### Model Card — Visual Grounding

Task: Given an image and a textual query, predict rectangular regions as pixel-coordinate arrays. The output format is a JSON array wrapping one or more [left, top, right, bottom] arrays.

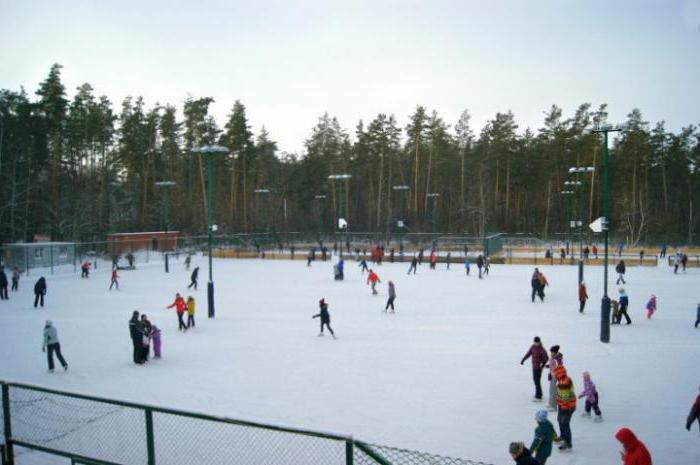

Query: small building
[[1, 241, 76, 272], [106, 231, 180, 255]]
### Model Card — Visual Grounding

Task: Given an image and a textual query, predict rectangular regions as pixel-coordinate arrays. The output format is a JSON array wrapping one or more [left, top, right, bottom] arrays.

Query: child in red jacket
[[615, 428, 651, 465]]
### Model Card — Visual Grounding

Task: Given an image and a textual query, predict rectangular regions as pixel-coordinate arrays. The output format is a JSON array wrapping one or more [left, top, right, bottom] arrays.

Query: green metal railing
[[0, 381, 492, 465]]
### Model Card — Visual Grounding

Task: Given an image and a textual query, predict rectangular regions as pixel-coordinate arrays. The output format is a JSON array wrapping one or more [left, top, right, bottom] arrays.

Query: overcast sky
[[1, 0, 699, 153]]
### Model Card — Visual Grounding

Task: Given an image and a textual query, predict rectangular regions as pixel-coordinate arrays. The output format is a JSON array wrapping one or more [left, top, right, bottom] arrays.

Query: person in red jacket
[[109, 269, 119, 290], [367, 269, 381, 295], [578, 281, 588, 313], [166, 293, 188, 331], [687, 386, 700, 434], [615, 428, 651, 465], [521, 336, 549, 401]]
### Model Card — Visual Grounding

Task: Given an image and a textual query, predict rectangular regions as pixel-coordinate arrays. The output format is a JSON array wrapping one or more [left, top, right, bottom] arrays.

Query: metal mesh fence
[[355, 442, 494, 465]]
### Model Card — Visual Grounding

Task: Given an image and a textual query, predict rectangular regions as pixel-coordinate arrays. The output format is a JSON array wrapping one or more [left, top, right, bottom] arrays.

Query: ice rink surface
[[0, 255, 698, 465]]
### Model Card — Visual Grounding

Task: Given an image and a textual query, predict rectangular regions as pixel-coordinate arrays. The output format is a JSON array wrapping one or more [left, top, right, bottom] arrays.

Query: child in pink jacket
[[578, 371, 603, 421], [646, 294, 657, 319]]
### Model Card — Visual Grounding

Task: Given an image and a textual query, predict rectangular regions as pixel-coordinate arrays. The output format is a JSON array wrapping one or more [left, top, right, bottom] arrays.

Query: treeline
[[0, 64, 698, 245]]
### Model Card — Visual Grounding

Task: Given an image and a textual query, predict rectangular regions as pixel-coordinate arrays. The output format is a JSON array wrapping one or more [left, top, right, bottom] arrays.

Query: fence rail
[[0, 381, 491, 465]]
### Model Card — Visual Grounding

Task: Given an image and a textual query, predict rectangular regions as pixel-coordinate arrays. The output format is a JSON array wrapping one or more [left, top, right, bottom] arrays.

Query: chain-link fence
[[0, 382, 493, 465]]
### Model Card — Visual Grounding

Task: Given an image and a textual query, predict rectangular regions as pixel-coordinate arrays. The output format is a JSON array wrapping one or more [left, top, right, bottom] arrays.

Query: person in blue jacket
[[530, 410, 555, 464], [618, 288, 631, 325]]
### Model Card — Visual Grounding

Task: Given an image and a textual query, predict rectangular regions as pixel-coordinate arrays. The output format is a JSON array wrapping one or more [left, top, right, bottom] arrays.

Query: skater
[[618, 288, 631, 325], [307, 250, 313, 267], [508, 442, 538, 465], [546, 345, 563, 412], [686, 386, 700, 433], [554, 365, 576, 451], [592, 244, 598, 259], [615, 428, 652, 465], [446, 252, 451, 269], [615, 260, 626, 284], [531, 269, 541, 303], [42, 320, 68, 372], [151, 324, 162, 359], [477, 254, 484, 279], [659, 243, 666, 258], [140, 314, 152, 361], [367, 269, 381, 295], [559, 248, 565, 264], [184, 254, 191, 270], [681, 252, 688, 273], [578, 371, 602, 421], [109, 269, 119, 290], [186, 296, 196, 328], [129, 311, 145, 364], [530, 410, 555, 465], [390, 248, 395, 263], [166, 293, 188, 331], [385, 280, 396, 312], [358, 259, 369, 274], [312, 298, 335, 338], [464, 256, 471, 275], [407, 255, 418, 275], [639, 249, 645, 264], [537, 271, 548, 302], [583, 246, 590, 261], [417, 248, 424, 265], [673, 253, 680, 274], [578, 281, 588, 313], [334, 259, 344, 280], [520, 336, 549, 401], [695, 303, 700, 329], [484, 256, 491, 275], [11, 267, 20, 291], [33, 277, 47, 308], [81, 260, 91, 278], [188, 266, 199, 290], [645, 294, 657, 319], [126, 252, 135, 268], [429, 250, 437, 270], [0, 267, 8, 300]]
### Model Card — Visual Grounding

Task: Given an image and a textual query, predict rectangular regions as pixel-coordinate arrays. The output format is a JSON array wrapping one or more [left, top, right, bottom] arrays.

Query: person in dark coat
[[615, 260, 627, 284], [385, 281, 396, 312], [477, 255, 484, 279], [312, 298, 335, 338], [11, 267, 20, 291], [521, 336, 549, 401], [42, 320, 68, 372], [407, 256, 418, 275], [0, 267, 8, 300], [33, 277, 47, 307], [687, 386, 700, 434], [188, 266, 199, 290], [530, 269, 541, 303], [508, 442, 539, 465], [129, 311, 145, 364]]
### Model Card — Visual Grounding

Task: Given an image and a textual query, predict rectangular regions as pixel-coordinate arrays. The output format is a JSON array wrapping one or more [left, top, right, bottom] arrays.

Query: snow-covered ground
[[0, 254, 698, 465]]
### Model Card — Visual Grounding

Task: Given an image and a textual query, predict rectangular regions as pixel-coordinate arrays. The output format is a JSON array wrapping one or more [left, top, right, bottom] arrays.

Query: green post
[[206, 155, 215, 319], [50, 246, 54, 275], [145, 408, 156, 465], [2, 383, 14, 465], [345, 439, 354, 465]]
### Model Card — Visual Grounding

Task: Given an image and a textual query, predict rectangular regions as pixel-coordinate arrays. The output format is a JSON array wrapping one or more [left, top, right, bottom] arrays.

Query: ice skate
[[581, 411, 591, 418], [594, 415, 604, 423], [531, 396, 543, 402], [558, 443, 572, 451]]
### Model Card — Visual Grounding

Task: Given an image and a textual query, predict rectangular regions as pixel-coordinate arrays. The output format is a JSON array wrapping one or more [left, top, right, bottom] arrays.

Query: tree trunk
[[413, 138, 420, 215], [543, 180, 551, 240], [376, 149, 384, 231]]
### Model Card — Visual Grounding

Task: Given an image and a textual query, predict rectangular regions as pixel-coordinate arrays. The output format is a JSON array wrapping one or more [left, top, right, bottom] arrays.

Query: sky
[[1, 0, 699, 154]]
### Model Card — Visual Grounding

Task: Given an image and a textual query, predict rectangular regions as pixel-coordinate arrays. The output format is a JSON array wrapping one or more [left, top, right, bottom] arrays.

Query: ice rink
[[0, 254, 698, 465]]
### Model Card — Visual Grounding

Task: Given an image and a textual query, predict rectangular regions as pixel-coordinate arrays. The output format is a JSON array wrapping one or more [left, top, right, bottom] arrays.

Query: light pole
[[155, 181, 176, 272], [328, 174, 352, 258], [255, 188, 271, 248], [568, 166, 595, 283], [590, 124, 624, 343], [426, 193, 440, 235], [192, 145, 229, 319], [393, 185, 409, 261], [561, 189, 575, 256], [315, 194, 326, 242]]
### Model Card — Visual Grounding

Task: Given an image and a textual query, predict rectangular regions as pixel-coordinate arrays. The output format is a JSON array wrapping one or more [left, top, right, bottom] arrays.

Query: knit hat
[[533, 336, 541, 343], [619, 288, 626, 295], [554, 365, 567, 379], [550, 345, 560, 353], [508, 442, 525, 455], [582, 371, 590, 380], [45, 320, 52, 327], [535, 410, 548, 422], [319, 298, 325, 305]]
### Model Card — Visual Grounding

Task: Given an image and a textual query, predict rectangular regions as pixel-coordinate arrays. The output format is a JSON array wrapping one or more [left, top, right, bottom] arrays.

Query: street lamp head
[[315, 194, 327, 199], [585, 167, 595, 173], [426, 193, 440, 198], [254, 188, 271, 194], [155, 181, 176, 188], [193, 145, 230, 155], [392, 185, 410, 191], [328, 174, 352, 180]]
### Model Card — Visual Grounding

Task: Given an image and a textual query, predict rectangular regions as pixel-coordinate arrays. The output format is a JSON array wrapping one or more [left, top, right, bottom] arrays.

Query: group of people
[[166, 293, 196, 332], [128, 310, 161, 364], [530, 268, 549, 302], [0, 266, 22, 299]]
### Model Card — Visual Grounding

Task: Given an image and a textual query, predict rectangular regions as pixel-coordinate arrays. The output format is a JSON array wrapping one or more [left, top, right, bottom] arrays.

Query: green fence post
[[50, 246, 54, 275], [24, 248, 29, 278], [345, 438, 354, 465], [2, 384, 14, 465], [145, 408, 155, 465]]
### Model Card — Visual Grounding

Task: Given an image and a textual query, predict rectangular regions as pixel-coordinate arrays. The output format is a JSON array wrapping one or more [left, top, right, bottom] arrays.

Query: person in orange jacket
[[554, 365, 576, 451], [367, 269, 381, 295], [578, 281, 588, 313], [615, 428, 651, 465], [109, 269, 119, 290], [166, 293, 188, 331]]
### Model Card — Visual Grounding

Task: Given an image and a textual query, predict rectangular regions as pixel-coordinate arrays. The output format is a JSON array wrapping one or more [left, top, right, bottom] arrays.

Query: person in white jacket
[[42, 320, 68, 372]]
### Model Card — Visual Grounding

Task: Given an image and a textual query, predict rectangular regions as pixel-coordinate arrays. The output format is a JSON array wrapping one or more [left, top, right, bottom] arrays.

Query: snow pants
[[177, 312, 187, 331], [619, 304, 632, 324], [11, 278, 18, 291], [47, 343, 67, 370], [557, 408, 574, 446], [34, 293, 44, 307], [109, 279, 119, 290], [532, 367, 544, 400], [584, 392, 602, 416], [579, 300, 586, 313], [319, 321, 334, 336], [616, 273, 626, 284], [153, 336, 162, 358], [0, 285, 7, 300], [187, 314, 195, 328], [407, 264, 416, 274], [385, 296, 395, 311], [188, 279, 197, 290]]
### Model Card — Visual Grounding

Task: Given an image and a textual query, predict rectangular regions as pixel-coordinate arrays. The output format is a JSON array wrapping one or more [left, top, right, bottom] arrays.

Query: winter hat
[[619, 288, 626, 295], [508, 442, 525, 455], [533, 336, 541, 343], [550, 345, 560, 354], [582, 371, 591, 380], [45, 320, 52, 327], [319, 298, 325, 305], [535, 410, 548, 422], [554, 365, 567, 379]]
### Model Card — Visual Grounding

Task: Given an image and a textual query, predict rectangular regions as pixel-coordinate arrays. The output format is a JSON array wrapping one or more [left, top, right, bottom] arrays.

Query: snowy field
[[0, 254, 698, 465]]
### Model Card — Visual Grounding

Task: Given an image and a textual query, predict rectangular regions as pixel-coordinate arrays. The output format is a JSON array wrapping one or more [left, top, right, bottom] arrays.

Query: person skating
[[477, 254, 484, 279], [645, 294, 657, 319], [109, 269, 119, 290], [184, 254, 191, 270], [531, 269, 541, 303], [578, 281, 588, 313], [0, 267, 8, 300], [11, 267, 20, 291], [186, 296, 196, 328], [464, 256, 471, 275], [385, 281, 396, 312], [618, 288, 631, 325], [166, 293, 188, 331], [673, 252, 680, 274], [639, 249, 645, 264], [358, 259, 369, 274], [530, 410, 555, 465], [446, 252, 451, 270], [592, 244, 598, 259], [188, 266, 199, 290], [681, 252, 688, 273], [615, 260, 627, 284], [537, 271, 548, 302], [484, 256, 491, 275], [615, 428, 652, 465], [81, 260, 91, 278], [367, 269, 381, 295], [611, 299, 622, 325], [151, 324, 162, 359], [407, 256, 418, 274], [42, 320, 68, 372], [686, 386, 700, 433], [521, 336, 549, 401], [129, 311, 145, 364], [546, 345, 563, 412], [33, 277, 47, 308], [307, 250, 313, 267], [417, 248, 424, 265], [578, 371, 603, 421], [140, 314, 152, 361], [429, 250, 437, 270], [312, 298, 335, 338], [334, 259, 345, 280], [659, 243, 666, 258], [695, 303, 700, 329], [508, 442, 539, 465], [553, 365, 576, 451]]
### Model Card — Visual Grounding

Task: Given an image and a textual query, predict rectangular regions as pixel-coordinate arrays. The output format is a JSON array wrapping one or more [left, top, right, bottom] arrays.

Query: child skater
[[578, 371, 603, 422], [312, 298, 336, 339], [646, 294, 657, 319], [151, 324, 162, 359], [186, 296, 196, 328]]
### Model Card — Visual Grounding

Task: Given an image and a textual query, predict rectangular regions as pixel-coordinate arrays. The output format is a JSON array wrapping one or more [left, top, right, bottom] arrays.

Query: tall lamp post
[[192, 145, 229, 319], [393, 185, 409, 261], [254, 188, 271, 248], [155, 181, 177, 273], [561, 189, 575, 255], [315, 194, 326, 242], [590, 124, 624, 343], [328, 174, 352, 258]]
